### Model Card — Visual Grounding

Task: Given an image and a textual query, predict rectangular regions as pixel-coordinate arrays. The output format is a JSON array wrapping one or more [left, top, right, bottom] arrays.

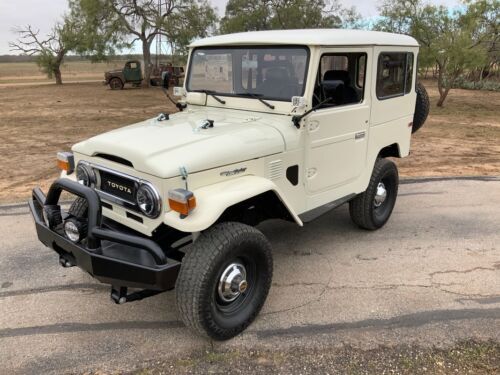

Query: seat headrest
[[322, 80, 344, 91], [265, 67, 289, 82], [324, 70, 351, 84]]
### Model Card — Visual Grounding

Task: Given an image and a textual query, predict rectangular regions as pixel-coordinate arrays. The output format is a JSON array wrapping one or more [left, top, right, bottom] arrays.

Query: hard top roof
[[190, 29, 419, 48]]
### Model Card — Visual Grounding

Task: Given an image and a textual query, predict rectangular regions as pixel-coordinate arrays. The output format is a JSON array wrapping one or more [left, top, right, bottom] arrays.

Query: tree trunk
[[54, 66, 63, 85], [436, 87, 450, 107], [436, 63, 449, 107], [142, 39, 152, 88], [54, 51, 65, 85]]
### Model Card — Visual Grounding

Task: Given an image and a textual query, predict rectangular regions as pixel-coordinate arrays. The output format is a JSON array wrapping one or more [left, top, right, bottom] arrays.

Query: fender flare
[[163, 175, 303, 233]]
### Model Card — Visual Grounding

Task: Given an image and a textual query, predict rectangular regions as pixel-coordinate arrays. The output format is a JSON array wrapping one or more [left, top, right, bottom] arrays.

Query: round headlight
[[136, 184, 161, 218], [76, 164, 95, 187]]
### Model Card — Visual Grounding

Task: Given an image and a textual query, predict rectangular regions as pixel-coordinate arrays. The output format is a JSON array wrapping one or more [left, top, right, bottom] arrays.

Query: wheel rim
[[111, 79, 120, 89], [373, 182, 387, 207], [217, 262, 247, 303], [214, 257, 256, 316]]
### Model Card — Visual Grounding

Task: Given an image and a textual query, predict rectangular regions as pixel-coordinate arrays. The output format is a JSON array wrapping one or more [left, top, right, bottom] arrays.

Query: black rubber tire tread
[[412, 82, 429, 134], [175, 222, 273, 340], [69, 197, 88, 218], [109, 77, 124, 90], [349, 158, 399, 230]]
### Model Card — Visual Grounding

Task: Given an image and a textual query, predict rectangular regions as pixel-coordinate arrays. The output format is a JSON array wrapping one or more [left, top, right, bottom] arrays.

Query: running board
[[299, 194, 356, 223]]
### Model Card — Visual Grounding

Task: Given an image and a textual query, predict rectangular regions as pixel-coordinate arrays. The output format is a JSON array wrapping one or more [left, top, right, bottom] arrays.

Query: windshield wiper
[[235, 92, 275, 110], [191, 89, 226, 104]]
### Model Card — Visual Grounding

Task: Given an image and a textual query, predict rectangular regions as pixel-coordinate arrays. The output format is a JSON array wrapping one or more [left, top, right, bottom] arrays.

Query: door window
[[376, 52, 414, 99], [313, 53, 367, 108]]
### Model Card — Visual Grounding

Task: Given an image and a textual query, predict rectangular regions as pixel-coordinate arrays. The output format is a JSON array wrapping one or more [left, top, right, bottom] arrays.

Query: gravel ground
[[127, 340, 499, 374]]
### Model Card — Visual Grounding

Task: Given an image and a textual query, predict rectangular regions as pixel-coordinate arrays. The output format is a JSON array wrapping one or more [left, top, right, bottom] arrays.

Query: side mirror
[[186, 92, 206, 106]]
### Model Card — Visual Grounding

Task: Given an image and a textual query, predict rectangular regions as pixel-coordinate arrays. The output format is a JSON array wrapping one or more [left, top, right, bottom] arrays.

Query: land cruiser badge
[[220, 167, 247, 177]]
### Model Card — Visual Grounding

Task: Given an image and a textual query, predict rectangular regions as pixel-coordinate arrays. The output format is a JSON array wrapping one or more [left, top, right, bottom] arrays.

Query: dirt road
[[0, 178, 499, 374]]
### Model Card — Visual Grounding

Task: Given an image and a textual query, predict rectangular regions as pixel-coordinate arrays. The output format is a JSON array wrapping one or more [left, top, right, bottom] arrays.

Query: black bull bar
[[29, 178, 180, 295]]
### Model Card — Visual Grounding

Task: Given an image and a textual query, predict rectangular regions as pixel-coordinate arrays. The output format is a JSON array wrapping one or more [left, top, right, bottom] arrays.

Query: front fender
[[163, 176, 303, 233]]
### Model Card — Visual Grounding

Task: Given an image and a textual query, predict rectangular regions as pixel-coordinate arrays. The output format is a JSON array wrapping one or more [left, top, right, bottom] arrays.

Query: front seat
[[323, 70, 359, 104], [258, 67, 291, 98]]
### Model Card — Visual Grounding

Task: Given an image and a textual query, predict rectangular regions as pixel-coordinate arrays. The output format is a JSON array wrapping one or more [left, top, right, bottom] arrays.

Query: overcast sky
[[0, 0, 461, 55]]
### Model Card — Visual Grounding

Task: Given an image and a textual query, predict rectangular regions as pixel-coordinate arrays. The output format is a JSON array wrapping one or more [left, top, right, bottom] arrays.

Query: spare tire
[[412, 82, 429, 134]]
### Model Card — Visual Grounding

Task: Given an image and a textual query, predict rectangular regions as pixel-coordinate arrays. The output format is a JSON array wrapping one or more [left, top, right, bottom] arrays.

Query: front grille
[[99, 170, 137, 203]]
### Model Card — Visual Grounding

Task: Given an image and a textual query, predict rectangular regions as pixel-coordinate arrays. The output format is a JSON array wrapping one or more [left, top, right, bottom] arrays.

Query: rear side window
[[376, 52, 414, 99]]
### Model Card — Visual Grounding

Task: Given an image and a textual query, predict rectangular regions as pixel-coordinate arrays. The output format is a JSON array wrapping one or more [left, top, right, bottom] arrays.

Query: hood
[[72, 107, 286, 178], [105, 69, 122, 75]]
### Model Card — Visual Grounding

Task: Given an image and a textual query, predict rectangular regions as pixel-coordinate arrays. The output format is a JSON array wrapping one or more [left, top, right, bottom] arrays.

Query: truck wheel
[[69, 197, 88, 217], [109, 78, 123, 90], [175, 222, 273, 340], [349, 158, 398, 230], [412, 82, 429, 133]]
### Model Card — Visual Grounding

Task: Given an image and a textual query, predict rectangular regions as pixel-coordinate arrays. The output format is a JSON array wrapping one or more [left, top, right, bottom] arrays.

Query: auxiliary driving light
[[168, 188, 196, 216], [63, 218, 87, 243]]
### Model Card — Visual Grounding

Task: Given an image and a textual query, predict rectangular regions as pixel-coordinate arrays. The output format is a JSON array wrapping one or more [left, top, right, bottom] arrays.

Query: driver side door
[[124, 61, 142, 82], [305, 47, 372, 195]]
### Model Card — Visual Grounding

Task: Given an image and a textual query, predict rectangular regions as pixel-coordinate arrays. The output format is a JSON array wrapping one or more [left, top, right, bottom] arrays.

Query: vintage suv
[[29, 29, 429, 340]]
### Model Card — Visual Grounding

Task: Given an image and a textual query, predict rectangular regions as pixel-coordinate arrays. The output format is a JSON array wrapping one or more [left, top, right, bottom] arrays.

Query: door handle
[[355, 131, 366, 140]]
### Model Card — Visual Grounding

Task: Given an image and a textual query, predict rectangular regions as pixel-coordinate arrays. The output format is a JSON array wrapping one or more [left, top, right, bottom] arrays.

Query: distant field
[[0, 60, 129, 83], [0, 78, 498, 203]]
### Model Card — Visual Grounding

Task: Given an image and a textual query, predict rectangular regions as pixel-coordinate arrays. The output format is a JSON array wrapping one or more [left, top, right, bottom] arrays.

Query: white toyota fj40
[[30, 29, 429, 340]]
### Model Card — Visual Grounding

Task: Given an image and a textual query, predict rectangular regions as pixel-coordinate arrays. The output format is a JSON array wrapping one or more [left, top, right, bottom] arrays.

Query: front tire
[[69, 197, 88, 217], [109, 77, 124, 90], [349, 158, 399, 230], [175, 222, 273, 340]]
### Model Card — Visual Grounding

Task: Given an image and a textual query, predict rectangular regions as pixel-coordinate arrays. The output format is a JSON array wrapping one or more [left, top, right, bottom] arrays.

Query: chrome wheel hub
[[218, 263, 247, 303], [374, 182, 387, 207]]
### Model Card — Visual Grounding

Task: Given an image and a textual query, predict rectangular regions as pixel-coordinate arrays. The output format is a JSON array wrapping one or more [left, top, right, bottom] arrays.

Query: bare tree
[[9, 22, 77, 85]]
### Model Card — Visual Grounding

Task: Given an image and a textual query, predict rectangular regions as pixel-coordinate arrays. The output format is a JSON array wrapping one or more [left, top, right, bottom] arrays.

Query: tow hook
[[110, 286, 163, 304], [59, 254, 76, 268]]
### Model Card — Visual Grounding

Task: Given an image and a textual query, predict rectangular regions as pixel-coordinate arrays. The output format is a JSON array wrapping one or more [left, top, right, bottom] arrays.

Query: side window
[[405, 54, 413, 94], [357, 55, 366, 88], [314, 52, 367, 108], [376, 52, 414, 99], [129, 62, 138, 69]]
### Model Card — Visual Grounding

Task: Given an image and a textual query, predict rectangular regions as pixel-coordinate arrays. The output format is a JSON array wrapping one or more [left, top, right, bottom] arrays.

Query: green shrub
[[452, 77, 500, 91]]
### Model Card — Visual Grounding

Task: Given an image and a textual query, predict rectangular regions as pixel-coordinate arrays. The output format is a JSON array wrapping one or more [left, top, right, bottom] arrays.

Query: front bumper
[[29, 178, 180, 291]]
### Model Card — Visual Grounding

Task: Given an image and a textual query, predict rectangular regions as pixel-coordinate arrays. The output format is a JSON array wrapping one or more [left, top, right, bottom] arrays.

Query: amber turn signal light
[[168, 188, 196, 216], [56, 152, 75, 174]]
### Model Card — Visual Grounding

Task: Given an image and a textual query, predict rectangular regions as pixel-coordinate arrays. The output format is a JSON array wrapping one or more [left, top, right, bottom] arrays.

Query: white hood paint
[[72, 107, 291, 178]]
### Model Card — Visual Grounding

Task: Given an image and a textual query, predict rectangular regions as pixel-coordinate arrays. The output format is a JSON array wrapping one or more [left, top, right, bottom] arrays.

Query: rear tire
[[175, 222, 273, 340], [349, 158, 399, 230], [412, 82, 429, 133]]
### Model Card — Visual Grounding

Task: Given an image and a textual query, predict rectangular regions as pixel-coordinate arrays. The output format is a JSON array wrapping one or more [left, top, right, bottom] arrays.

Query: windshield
[[187, 46, 309, 102]]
